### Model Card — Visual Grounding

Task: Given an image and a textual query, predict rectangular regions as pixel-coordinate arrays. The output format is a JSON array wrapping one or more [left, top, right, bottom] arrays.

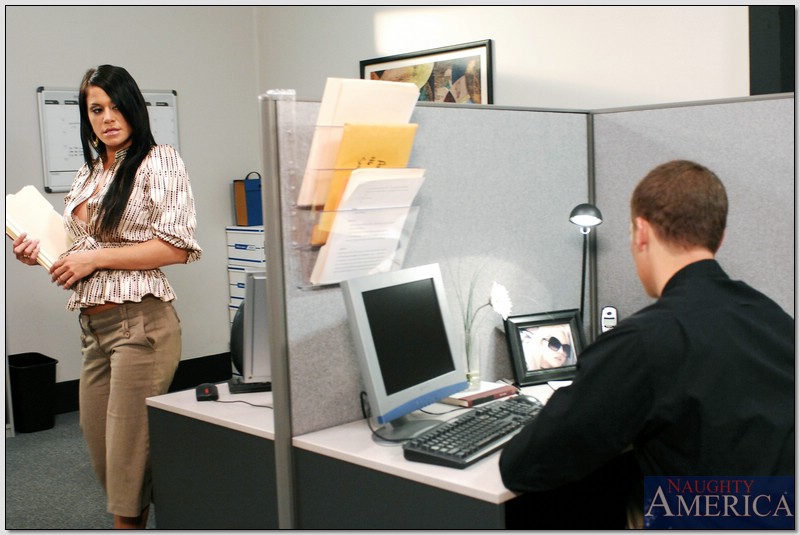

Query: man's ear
[[632, 217, 649, 251]]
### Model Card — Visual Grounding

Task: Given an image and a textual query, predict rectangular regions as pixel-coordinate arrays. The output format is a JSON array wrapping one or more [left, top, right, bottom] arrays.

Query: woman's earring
[[90, 133, 99, 148]]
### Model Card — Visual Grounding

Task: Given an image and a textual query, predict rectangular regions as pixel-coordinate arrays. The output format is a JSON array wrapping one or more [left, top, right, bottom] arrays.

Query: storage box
[[233, 173, 263, 226], [226, 226, 266, 267]]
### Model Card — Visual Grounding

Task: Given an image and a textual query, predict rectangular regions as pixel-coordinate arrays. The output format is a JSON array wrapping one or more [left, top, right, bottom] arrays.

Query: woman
[[521, 324, 575, 371], [12, 65, 202, 529]]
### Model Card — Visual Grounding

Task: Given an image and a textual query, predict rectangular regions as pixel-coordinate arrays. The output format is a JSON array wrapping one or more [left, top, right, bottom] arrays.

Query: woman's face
[[86, 85, 132, 155], [537, 326, 571, 369]]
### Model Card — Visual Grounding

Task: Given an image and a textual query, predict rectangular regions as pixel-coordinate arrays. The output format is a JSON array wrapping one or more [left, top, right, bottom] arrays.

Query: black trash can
[[8, 352, 58, 433]]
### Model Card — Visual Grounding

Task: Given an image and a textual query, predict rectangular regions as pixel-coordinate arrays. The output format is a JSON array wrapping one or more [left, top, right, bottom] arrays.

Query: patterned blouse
[[62, 144, 202, 311]]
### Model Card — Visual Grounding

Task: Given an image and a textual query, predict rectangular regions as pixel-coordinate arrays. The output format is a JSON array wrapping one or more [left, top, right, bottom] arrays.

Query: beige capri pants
[[78, 295, 181, 518]]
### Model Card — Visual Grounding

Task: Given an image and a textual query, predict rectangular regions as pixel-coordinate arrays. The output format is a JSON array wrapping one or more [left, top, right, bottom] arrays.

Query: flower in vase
[[463, 280, 513, 374]]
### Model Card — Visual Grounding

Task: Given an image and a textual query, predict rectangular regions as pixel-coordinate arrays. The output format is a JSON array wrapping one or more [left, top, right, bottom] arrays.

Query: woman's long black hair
[[78, 65, 156, 239]]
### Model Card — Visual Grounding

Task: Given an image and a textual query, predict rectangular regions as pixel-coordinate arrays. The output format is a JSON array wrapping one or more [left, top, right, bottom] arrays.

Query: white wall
[[5, 6, 262, 382], [5, 5, 751, 383], [255, 6, 749, 109]]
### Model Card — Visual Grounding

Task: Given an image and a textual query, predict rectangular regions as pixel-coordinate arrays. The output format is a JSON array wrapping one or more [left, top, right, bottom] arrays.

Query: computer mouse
[[196, 383, 219, 401]]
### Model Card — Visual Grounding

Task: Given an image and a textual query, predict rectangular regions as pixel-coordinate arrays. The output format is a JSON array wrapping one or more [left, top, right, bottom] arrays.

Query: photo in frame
[[504, 309, 586, 386], [360, 39, 493, 105]]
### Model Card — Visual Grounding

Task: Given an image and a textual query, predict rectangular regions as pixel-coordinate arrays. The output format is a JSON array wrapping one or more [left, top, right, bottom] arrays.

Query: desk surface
[[292, 384, 556, 505], [146, 381, 275, 440]]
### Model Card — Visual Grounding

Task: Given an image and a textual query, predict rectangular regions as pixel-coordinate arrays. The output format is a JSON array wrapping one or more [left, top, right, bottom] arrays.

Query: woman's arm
[[49, 239, 188, 289]]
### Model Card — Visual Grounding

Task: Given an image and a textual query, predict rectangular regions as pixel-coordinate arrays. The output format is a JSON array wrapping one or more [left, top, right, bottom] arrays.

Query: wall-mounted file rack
[[277, 105, 424, 289]]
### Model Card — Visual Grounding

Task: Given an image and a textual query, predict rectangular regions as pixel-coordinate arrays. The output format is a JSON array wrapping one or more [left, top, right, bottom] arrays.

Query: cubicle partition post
[[585, 113, 600, 342], [259, 90, 296, 529]]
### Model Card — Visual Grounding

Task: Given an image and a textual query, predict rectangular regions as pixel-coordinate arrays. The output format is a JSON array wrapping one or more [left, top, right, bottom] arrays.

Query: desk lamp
[[569, 203, 603, 325]]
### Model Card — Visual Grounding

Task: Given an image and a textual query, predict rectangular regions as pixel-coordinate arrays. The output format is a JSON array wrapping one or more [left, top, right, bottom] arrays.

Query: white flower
[[489, 281, 512, 320], [462, 280, 513, 371]]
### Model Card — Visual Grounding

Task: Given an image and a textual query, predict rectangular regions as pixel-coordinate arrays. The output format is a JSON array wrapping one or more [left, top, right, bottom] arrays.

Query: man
[[499, 160, 794, 528]]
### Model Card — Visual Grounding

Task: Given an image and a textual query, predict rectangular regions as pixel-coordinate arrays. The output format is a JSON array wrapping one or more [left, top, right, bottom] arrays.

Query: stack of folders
[[6, 185, 72, 270], [299, 78, 428, 286]]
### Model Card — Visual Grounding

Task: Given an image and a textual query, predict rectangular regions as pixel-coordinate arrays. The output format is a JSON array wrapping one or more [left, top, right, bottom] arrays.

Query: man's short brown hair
[[631, 160, 728, 253]]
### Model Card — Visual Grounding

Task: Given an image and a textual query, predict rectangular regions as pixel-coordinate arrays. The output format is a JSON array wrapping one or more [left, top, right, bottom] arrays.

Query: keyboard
[[228, 377, 272, 394], [403, 395, 543, 469]]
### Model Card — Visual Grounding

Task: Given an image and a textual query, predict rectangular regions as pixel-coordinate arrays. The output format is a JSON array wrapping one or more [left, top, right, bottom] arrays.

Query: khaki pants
[[78, 296, 181, 517]]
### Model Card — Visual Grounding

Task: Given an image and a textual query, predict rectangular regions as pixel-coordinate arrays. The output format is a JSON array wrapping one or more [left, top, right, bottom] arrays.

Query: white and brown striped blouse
[[62, 145, 202, 311]]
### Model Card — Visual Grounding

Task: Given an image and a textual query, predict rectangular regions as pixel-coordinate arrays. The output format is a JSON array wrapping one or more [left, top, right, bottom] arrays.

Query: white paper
[[297, 78, 419, 207], [309, 168, 425, 285], [338, 168, 425, 210]]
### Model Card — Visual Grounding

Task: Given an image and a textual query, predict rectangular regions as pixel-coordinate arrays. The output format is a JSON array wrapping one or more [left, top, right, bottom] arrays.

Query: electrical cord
[[214, 399, 273, 409], [419, 405, 467, 416], [359, 391, 408, 444]]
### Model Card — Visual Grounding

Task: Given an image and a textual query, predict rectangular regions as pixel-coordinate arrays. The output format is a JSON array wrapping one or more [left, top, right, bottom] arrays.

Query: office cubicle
[[259, 92, 794, 527], [267, 92, 793, 435], [272, 101, 591, 437]]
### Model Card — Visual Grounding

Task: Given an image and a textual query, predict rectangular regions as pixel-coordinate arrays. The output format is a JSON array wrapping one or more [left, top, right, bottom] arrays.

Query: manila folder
[[6, 185, 71, 270]]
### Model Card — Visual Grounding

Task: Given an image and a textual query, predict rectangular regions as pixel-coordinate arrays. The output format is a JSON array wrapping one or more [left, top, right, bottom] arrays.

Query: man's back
[[500, 259, 794, 492], [627, 259, 794, 477]]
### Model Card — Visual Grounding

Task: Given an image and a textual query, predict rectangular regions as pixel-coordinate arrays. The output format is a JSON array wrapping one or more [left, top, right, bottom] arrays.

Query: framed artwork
[[360, 39, 493, 105], [504, 309, 586, 386]]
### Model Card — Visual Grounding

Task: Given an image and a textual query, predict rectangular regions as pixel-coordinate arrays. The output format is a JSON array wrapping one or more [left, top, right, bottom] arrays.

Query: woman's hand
[[47, 239, 187, 289], [12, 233, 41, 266], [50, 251, 97, 289]]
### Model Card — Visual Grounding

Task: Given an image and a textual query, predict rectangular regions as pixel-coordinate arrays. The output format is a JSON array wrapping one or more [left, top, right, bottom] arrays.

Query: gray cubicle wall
[[273, 101, 591, 436], [592, 95, 794, 322]]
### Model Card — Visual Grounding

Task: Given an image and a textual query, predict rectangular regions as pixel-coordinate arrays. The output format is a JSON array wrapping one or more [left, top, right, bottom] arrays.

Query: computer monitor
[[229, 271, 272, 393], [341, 263, 468, 440]]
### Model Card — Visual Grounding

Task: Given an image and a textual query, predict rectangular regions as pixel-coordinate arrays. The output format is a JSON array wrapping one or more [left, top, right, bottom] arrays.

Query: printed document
[[309, 168, 425, 285]]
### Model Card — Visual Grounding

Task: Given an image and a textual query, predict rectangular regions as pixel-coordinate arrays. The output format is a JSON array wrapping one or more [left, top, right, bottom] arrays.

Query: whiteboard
[[36, 87, 179, 193]]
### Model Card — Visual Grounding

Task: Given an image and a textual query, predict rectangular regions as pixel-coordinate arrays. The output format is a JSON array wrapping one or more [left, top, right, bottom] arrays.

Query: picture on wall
[[360, 40, 493, 105], [504, 309, 586, 386]]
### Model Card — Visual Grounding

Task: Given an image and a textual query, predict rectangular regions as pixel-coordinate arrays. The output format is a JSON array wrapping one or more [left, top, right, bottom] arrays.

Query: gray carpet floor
[[5, 411, 157, 530]]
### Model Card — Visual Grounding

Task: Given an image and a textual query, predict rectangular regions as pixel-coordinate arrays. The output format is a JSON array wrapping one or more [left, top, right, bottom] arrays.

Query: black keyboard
[[228, 377, 272, 394], [403, 395, 543, 469]]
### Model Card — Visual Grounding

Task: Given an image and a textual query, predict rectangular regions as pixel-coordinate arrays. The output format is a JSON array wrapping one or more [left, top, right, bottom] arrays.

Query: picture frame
[[504, 309, 586, 386], [360, 39, 493, 105]]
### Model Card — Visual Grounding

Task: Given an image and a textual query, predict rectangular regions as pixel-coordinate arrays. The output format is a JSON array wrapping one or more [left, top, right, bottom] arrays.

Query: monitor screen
[[342, 263, 467, 440]]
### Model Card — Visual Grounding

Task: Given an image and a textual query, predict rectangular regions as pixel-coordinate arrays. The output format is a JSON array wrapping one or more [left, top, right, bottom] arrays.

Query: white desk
[[146, 382, 278, 529], [146, 381, 274, 439], [291, 384, 556, 528], [145, 382, 559, 529]]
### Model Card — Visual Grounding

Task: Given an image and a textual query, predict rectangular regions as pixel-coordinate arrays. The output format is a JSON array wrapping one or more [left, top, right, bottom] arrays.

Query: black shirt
[[499, 259, 795, 493]]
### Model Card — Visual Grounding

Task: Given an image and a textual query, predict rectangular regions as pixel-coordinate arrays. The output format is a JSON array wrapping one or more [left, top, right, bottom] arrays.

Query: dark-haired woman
[[12, 65, 202, 529]]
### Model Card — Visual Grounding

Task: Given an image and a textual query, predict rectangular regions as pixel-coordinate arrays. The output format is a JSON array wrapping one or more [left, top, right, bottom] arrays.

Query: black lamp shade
[[569, 203, 603, 229]]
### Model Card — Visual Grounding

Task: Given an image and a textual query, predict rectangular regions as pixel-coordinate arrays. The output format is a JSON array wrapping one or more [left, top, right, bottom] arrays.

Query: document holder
[[268, 94, 424, 290], [297, 124, 343, 210], [302, 205, 420, 288]]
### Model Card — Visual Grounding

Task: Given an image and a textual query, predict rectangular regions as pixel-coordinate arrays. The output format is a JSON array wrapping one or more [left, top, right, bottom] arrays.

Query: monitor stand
[[375, 415, 442, 442], [228, 376, 272, 394]]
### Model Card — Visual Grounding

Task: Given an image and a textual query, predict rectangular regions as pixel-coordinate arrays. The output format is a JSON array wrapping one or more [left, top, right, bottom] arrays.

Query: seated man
[[500, 160, 794, 528]]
